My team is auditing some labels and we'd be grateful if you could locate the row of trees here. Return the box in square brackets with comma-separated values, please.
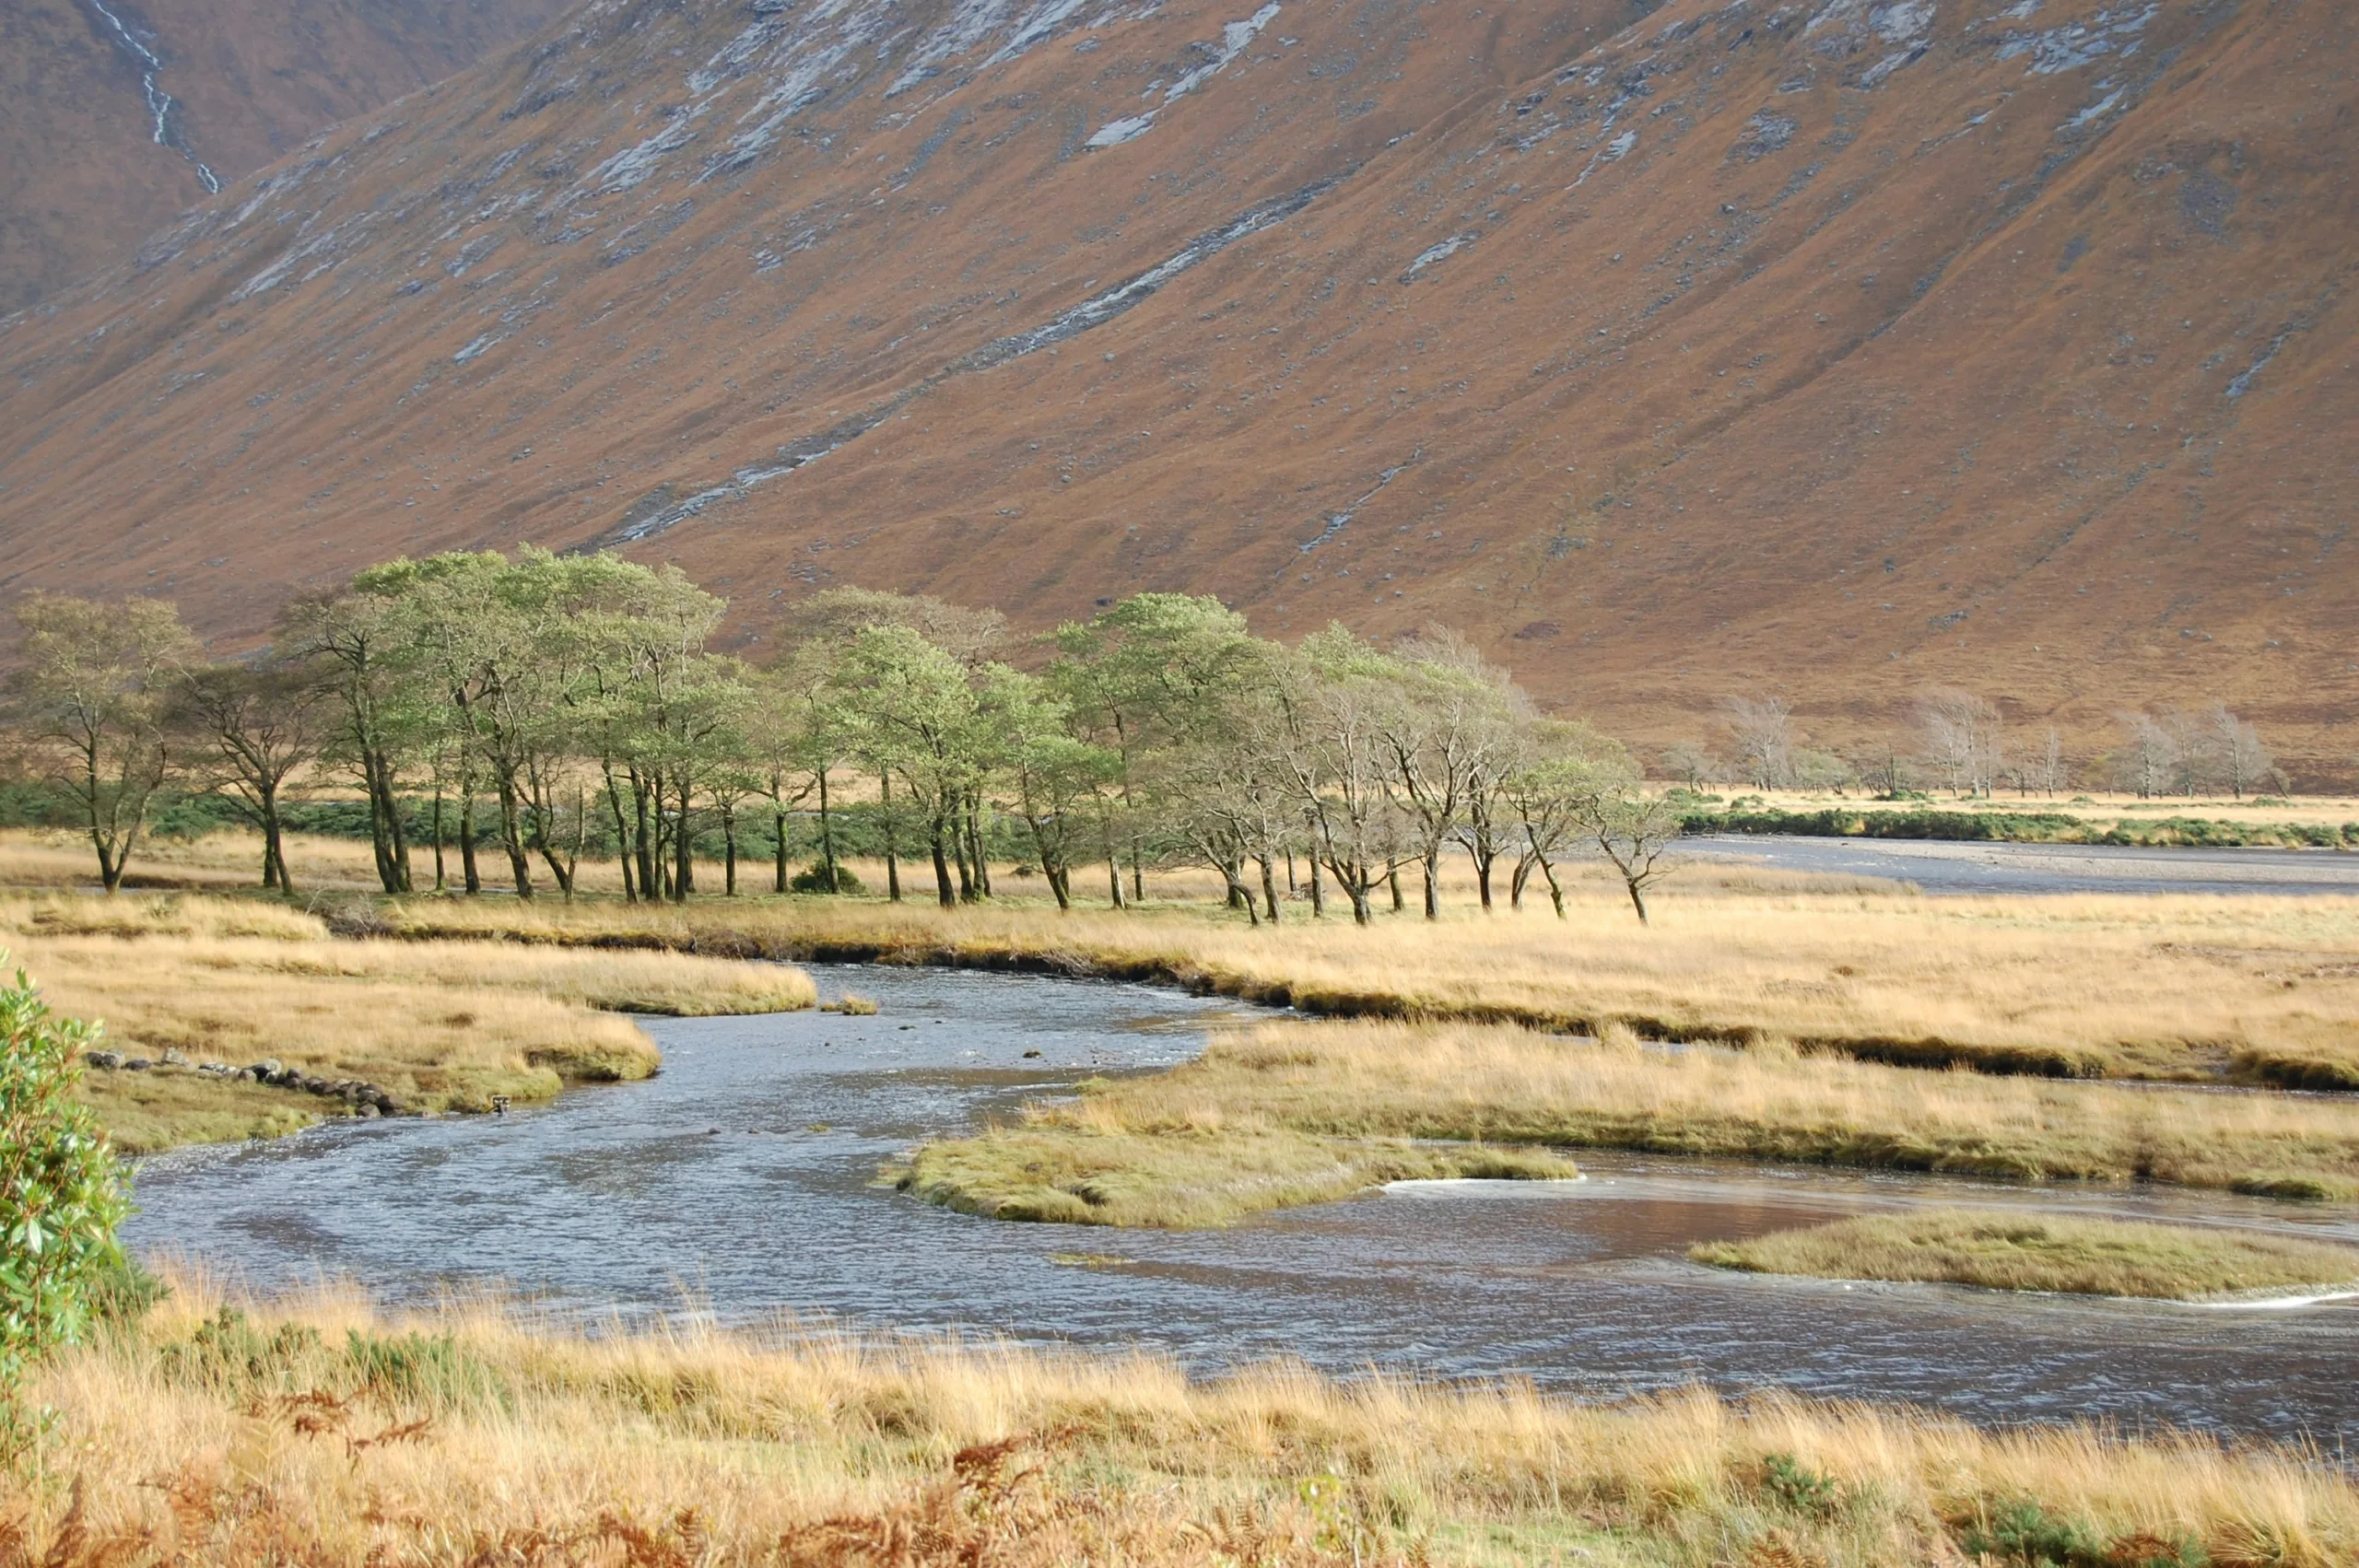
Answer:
[1670, 692, 2282, 801]
[4, 553, 1684, 921]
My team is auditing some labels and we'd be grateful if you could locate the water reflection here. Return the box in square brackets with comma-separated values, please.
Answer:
[125, 965, 2359, 1442]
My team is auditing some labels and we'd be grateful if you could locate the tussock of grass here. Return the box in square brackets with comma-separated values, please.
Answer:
[0, 892, 814, 1152]
[909, 1020, 2359, 1225]
[1690, 1210, 2359, 1301]
[898, 1124, 1577, 1228]
[377, 887, 2359, 1087]
[33, 1280, 2358, 1567]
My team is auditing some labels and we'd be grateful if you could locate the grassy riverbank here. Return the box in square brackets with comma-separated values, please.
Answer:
[905, 1020, 2359, 1227]
[898, 1125, 1578, 1227]
[2, 893, 814, 1152]
[380, 883, 2359, 1089]
[32, 1280, 2357, 1567]
[1690, 1211, 2359, 1301]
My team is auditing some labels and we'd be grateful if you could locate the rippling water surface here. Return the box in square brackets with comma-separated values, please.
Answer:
[126, 965, 2359, 1442]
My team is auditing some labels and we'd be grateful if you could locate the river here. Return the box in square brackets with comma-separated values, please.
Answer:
[1680, 834, 2359, 895]
[125, 964, 2359, 1444]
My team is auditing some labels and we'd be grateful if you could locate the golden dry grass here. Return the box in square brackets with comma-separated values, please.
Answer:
[381, 885, 2359, 1086]
[1690, 1210, 2359, 1301]
[897, 1126, 1578, 1228]
[0, 892, 814, 1153]
[1714, 786, 2359, 831]
[25, 1277, 2358, 1567]
[906, 1020, 2359, 1226]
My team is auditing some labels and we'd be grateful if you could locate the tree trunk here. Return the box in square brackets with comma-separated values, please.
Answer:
[1224, 859, 1260, 925]
[365, 756, 399, 893]
[460, 791, 482, 895]
[602, 767, 636, 903]
[953, 810, 975, 903]
[817, 767, 839, 892]
[1308, 851, 1324, 918]
[1422, 848, 1441, 919]
[931, 813, 957, 908]
[880, 772, 901, 902]
[1509, 854, 1532, 910]
[432, 787, 449, 894]
[1259, 855, 1281, 924]
[1346, 875, 1373, 927]
[1474, 848, 1495, 911]
[969, 797, 992, 898]
[495, 775, 534, 898]
[1536, 856, 1567, 919]
[1625, 876, 1649, 925]
[722, 802, 739, 896]
[1027, 816, 1072, 911]
[637, 777, 661, 901]
[383, 771, 412, 894]
[674, 779, 694, 901]
[261, 784, 292, 895]
[772, 800, 789, 895]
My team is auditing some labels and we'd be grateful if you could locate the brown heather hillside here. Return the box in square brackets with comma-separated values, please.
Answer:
[0, 0, 571, 310]
[0, 0, 2352, 770]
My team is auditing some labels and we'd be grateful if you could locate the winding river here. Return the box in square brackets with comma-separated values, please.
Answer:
[126, 964, 2359, 1443]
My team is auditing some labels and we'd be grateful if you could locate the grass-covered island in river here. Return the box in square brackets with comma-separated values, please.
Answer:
[900, 1016, 2359, 1226]
[1689, 1210, 2359, 1302]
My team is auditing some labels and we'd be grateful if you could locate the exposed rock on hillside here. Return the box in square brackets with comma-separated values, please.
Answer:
[0, 0, 2350, 766]
[0, 0, 571, 309]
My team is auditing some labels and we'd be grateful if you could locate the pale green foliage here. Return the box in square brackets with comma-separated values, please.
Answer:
[7, 593, 194, 892]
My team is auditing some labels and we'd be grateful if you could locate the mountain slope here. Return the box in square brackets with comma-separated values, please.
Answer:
[0, 0, 572, 310]
[0, 0, 2351, 772]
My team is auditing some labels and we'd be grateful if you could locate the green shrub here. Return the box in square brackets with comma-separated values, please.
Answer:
[1963, 1499, 2105, 1564]
[0, 964, 129, 1452]
[161, 1305, 323, 1388]
[1758, 1451, 1838, 1516]
[344, 1328, 508, 1410]
[791, 861, 864, 895]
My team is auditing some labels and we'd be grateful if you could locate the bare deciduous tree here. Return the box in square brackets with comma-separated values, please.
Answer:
[2110, 711, 2179, 799]
[1661, 741, 1721, 790]
[2206, 705, 2273, 800]
[1719, 696, 1795, 790]
[2032, 728, 2069, 796]
[1917, 689, 2003, 798]
[172, 659, 325, 895]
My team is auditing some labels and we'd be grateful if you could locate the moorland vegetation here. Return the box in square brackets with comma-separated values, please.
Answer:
[1688, 1210, 2359, 1303]
[6, 1273, 2348, 1568]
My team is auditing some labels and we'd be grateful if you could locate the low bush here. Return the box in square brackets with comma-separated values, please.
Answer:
[791, 861, 865, 895]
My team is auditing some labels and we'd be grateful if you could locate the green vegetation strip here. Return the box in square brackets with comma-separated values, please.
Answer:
[1690, 1210, 2359, 1301]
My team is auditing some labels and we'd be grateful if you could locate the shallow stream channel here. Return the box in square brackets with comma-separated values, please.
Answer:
[127, 964, 2359, 1444]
